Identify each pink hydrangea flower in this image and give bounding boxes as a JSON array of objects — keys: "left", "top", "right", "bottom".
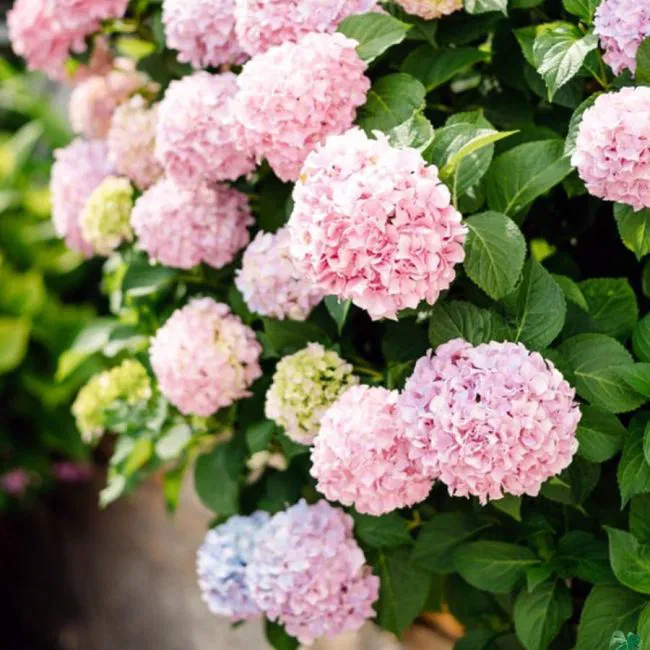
[
  {"left": 50, "top": 138, "right": 113, "bottom": 256},
  {"left": 235, "top": 227, "right": 323, "bottom": 320},
  {"left": 107, "top": 96, "right": 163, "bottom": 191},
  {"left": 156, "top": 71, "right": 255, "bottom": 188},
  {"left": 150, "top": 298, "right": 262, "bottom": 416},
  {"left": 68, "top": 61, "right": 150, "bottom": 139},
  {"left": 394, "top": 0, "right": 463, "bottom": 20},
  {"left": 7, "top": 0, "right": 128, "bottom": 81},
  {"left": 234, "top": 0, "right": 379, "bottom": 56},
  {"left": 595, "top": 0, "right": 650, "bottom": 75},
  {"left": 400, "top": 339, "right": 581, "bottom": 504},
  {"left": 132, "top": 179, "right": 252, "bottom": 270},
  {"left": 572, "top": 87, "right": 650, "bottom": 211},
  {"left": 0, "top": 469, "right": 30, "bottom": 495},
  {"left": 162, "top": 0, "right": 247, "bottom": 68},
  {"left": 246, "top": 500, "right": 379, "bottom": 644},
  {"left": 289, "top": 128, "right": 467, "bottom": 320},
  {"left": 235, "top": 32, "right": 370, "bottom": 182},
  {"left": 311, "top": 385, "right": 433, "bottom": 515}
]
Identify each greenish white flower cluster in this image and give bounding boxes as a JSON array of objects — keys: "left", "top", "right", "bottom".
[
  {"left": 265, "top": 343, "right": 358, "bottom": 444},
  {"left": 72, "top": 359, "right": 152, "bottom": 442},
  {"left": 80, "top": 175, "right": 134, "bottom": 255}
]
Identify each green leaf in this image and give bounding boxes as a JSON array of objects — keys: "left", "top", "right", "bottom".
[
  {"left": 630, "top": 494, "right": 650, "bottom": 542},
  {"left": 504, "top": 258, "right": 566, "bottom": 350},
  {"left": 464, "top": 212, "right": 526, "bottom": 300},
  {"left": 428, "top": 301, "right": 509, "bottom": 349},
  {"left": 353, "top": 511, "right": 412, "bottom": 549},
  {"left": 486, "top": 140, "right": 572, "bottom": 216},
  {"left": 514, "top": 581, "right": 572, "bottom": 650},
  {"left": 246, "top": 420, "right": 275, "bottom": 454},
  {"left": 526, "top": 565, "right": 555, "bottom": 592},
  {"left": 565, "top": 94, "right": 600, "bottom": 156},
  {"left": 559, "top": 334, "right": 645, "bottom": 413},
  {"left": 614, "top": 204, "right": 650, "bottom": 261},
  {"left": 610, "top": 631, "right": 642, "bottom": 650},
  {"left": 616, "top": 363, "right": 650, "bottom": 398},
  {"left": 532, "top": 25, "right": 598, "bottom": 100},
  {"left": 387, "top": 112, "right": 435, "bottom": 151},
  {"left": 376, "top": 547, "right": 431, "bottom": 635},
  {"left": 0, "top": 317, "right": 30, "bottom": 375},
  {"left": 554, "top": 274, "right": 589, "bottom": 310},
  {"left": 453, "top": 541, "right": 539, "bottom": 593},
  {"left": 540, "top": 456, "right": 601, "bottom": 506},
  {"left": 402, "top": 46, "right": 488, "bottom": 91},
  {"left": 123, "top": 438, "right": 153, "bottom": 477},
  {"left": 465, "top": 0, "right": 508, "bottom": 14},
  {"left": 412, "top": 513, "right": 495, "bottom": 574},
  {"left": 554, "top": 531, "right": 616, "bottom": 584},
  {"left": 338, "top": 13, "right": 411, "bottom": 63},
  {"left": 155, "top": 423, "right": 191, "bottom": 461},
  {"left": 262, "top": 318, "right": 330, "bottom": 356},
  {"left": 640, "top": 605, "right": 650, "bottom": 649},
  {"left": 357, "top": 73, "right": 426, "bottom": 133},
  {"left": 606, "top": 528, "right": 650, "bottom": 595},
  {"left": 636, "top": 37, "right": 650, "bottom": 86},
  {"left": 441, "top": 130, "right": 517, "bottom": 181},
  {"left": 382, "top": 320, "right": 429, "bottom": 362},
  {"left": 578, "top": 278, "right": 639, "bottom": 338},
  {"left": 563, "top": 0, "right": 600, "bottom": 23},
  {"left": 491, "top": 494, "right": 522, "bottom": 521},
  {"left": 265, "top": 621, "right": 298, "bottom": 650},
  {"left": 633, "top": 314, "right": 650, "bottom": 362},
  {"left": 426, "top": 124, "right": 498, "bottom": 200},
  {"left": 194, "top": 440, "right": 244, "bottom": 515},
  {"left": 576, "top": 405, "right": 626, "bottom": 462},
  {"left": 122, "top": 256, "right": 178, "bottom": 297},
  {"left": 618, "top": 414, "right": 650, "bottom": 505},
  {"left": 575, "top": 586, "right": 647, "bottom": 650},
  {"left": 324, "top": 296, "right": 351, "bottom": 334}
]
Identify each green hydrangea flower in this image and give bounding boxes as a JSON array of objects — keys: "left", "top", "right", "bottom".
[
  {"left": 80, "top": 176, "right": 134, "bottom": 255},
  {"left": 265, "top": 343, "right": 358, "bottom": 445},
  {"left": 72, "top": 359, "right": 152, "bottom": 442}
]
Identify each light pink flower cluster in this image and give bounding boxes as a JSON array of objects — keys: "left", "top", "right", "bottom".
[
  {"left": 235, "top": 32, "right": 370, "bottom": 182},
  {"left": 150, "top": 298, "right": 262, "bottom": 416},
  {"left": 163, "top": 0, "right": 246, "bottom": 68},
  {"left": 235, "top": 227, "right": 323, "bottom": 320},
  {"left": 400, "top": 339, "right": 581, "bottom": 504},
  {"left": 107, "top": 96, "right": 163, "bottom": 191},
  {"left": 234, "top": 0, "right": 379, "bottom": 56},
  {"left": 311, "top": 386, "right": 433, "bottom": 515},
  {"left": 132, "top": 179, "right": 252, "bottom": 270},
  {"left": 289, "top": 128, "right": 467, "bottom": 320},
  {"left": 7, "top": 0, "right": 128, "bottom": 81},
  {"left": 246, "top": 500, "right": 379, "bottom": 644},
  {"left": 68, "top": 61, "right": 149, "bottom": 139},
  {"left": 595, "top": 0, "right": 650, "bottom": 75},
  {"left": 394, "top": 0, "right": 463, "bottom": 20},
  {"left": 156, "top": 71, "right": 254, "bottom": 188},
  {"left": 572, "top": 88, "right": 650, "bottom": 211},
  {"left": 50, "top": 138, "right": 113, "bottom": 256}
]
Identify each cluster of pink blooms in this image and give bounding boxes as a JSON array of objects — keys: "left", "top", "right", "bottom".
[
  {"left": 572, "top": 87, "right": 650, "bottom": 211},
  {"left": 399, "top": 339, "right": 581, "bottom": 504},
  {"left": 162, "top": 0, "right": 247, "bottom": 69},
  {"left": 7, "top": 0, "right": 128, "bottom": 81},
  {"left": 394, "top": 0, "right": 463, "bottom": 20},
  {"left": 594, "top": 0, "right": 650, "bottom": 75},
  {"left": 234, "top": 0, "right": 379, "bottom": 56},
  {"left": 311, "top": 386, "right": 433, "bottom": 515},
  {"left": 132, "top": 179, "right": 252, "bottom": 270},
  {"left": 289, "top": 128, "right": 467, "bottom": 320},
  {"left": 234, "top": 32, "right": 370, "bottom": 182},
  {"left": 50, "top": 139, "right": 113, "bottom": 256},
  {"left": 107, "top": 96, "right": 163, "bottom": 191},
  {"left": 235, "top": 227, "right": 323, "bottom": 320},
  {"left": 149, "top": 298, "right": 262, "bottom": 416},
  {"left": 68, "top": 61, "right": 149, "bottom": 139},
  {"left": 156, "top": 71, "right": 255, "bottom": 188},
  {"left": 246, "top": 500, "right": 379, "bottom": 644}
]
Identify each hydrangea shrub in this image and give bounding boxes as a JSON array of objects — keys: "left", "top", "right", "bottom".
[{"left": 11, "top": 0, "right": 650, "bottom": 646}]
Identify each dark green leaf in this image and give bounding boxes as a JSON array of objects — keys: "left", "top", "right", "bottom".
[
  {"left": 576, "top": 405, "right": 626, "bottom": 463},
  {"left": 382, "top": 320, "right": 429, "bottom": 362},
  {"left": 565, "top": 94, "right": 600, "bottom": 157},
  {"left": 246, "top": 420, "right": 275, "bottom": 454},
  {"left": 614, "top": 204, "right": 650, "bottom": 261},
  {"left": 491, "top": 494, "right": 522, "bottom": 521},
  {"left": 387, "top": 112, "right": 435, "bottom": 151},
  {"left": 606, "top": 528, "right": 650, "bottom": 595},
  {"left": 121, "top": 255, "right": 178, "bottom": 296},
  {"left": 262, "top": 319, "right": 330, "bottom": 356},
  {"left": 453, "top": 541, "right": 539, "bottom": 593},
  {"left": 338, "top": 13, "right": 410, "bottom": 62},
  {"left": 513, "top": 581, "right": 572, "bottom": 650},
  {"left": 630, "top": 494, "right": 650, "bottom": 542},
  {"left": 402, "top": 46, "right": 488, "bottom": 91},
  {"left": 540, "top": 456, "right": 601, "bottom": 506},
  {"left": 578, "top": 278, "right": 639, "bottom": 339},
  {"left": 412, "top": 513, "right": 495, "bottom": 574},
  {"left": 324, "top": 296, "right": 351, "bottom": 334},
  {"left": 618, "top": 414, "right": 650, "bottom": 505},
  {"left": 562, "top": 0, "right": 600, "bottom": 23},
  {"left": 633, "top": 314, "right": 650, "bottom": 362},
  {"left": 554, "top": 531, "right": 616, "bottom": 584},
  {"left": 353, "top": 511, "right": 412, "bottom": 549},
  {"left": 636, "top": 37, "right": 650, "bottom": 86},
  {"left": 428, "top": 301, "right": 509, "bottom": 349},
  {"left": 194, "top": 441, "right": 244, "bottom": 515},
  {"left": 0, "top": 317, "right": 30, "bottom": 375},
  {"left": 464, "top": 212, "right": 526, "bottom": 299},
  {"left": 265, "top": 621, "right": 298, "bottom": 650}
]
